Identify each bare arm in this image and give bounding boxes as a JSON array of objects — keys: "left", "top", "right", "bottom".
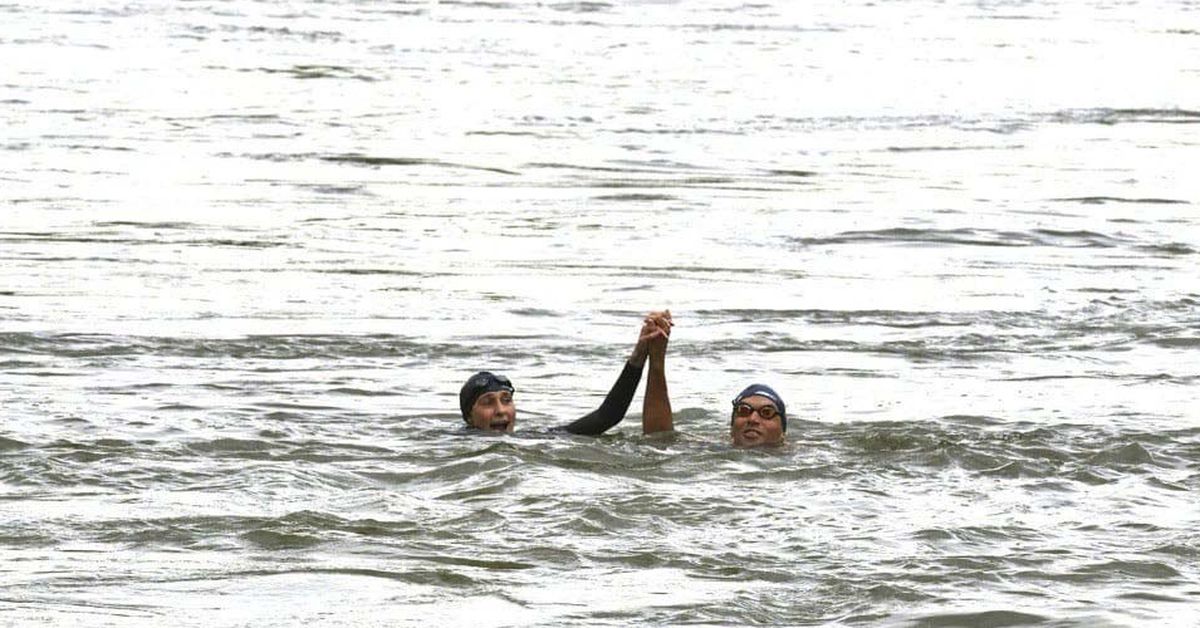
[{"left": 642, "top": 311, "right": 673, "bottom": 435}]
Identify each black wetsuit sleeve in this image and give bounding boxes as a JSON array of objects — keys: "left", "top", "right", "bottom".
[{"left": 555, "top": 360, "right": 643, "bottom": 436}]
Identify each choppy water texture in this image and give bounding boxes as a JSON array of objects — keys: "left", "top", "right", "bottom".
[{"left": 2, "top": 0, "right": 1199, "bottom": 625}]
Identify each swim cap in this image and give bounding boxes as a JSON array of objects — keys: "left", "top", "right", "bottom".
[
  {"left": 731, "top": 383, "right": 787, "bottom": 431},
  {"left": 459, "top": 371, "right": 515, "bottom": 421}
]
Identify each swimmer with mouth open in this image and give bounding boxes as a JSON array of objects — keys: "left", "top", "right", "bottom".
[{"left": 458, "top": 312, "right": 672, "bottom": 435}]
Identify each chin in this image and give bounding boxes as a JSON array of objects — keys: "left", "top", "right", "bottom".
[{"left": 734, "top": 434, "right": 782, "bottom": 448}]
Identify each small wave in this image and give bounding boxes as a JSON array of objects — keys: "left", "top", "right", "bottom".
[
  {"left": 295, "top": 183, "right": 370, "bottom": 195},
  {"left": 0, "top": 436, "right": 30, "bottom": 451},
  {"left": 865, "top": 583, "right": 932, "bottom": 602},
  {"left": 438, "top": 1, "right": 516, "bottom": 9},
  {"left": 0, "top": 332, "right": 490, "bottom": 360},
  {"left": 886, "top": 143, "right": 1023, "bottom": 152},
  {"left": 903, "top": 610, "right": 1049, "bottom": 626},
  {"left": 465, "top": 130, "right": 552, "bottom": 138},
  {"left": 939, "top": 527, "right": 1041, "bottom": 546},
  {"left": 308, "top": 267, "right": 425, "bottom": 276},
  {"left": 508, "top": 307, "right": 560, "bottom": 317},
  {"left": 509, "top": 546, "right": 583, "bottom": 569},
  {"left": 977, "top": 461, "right": 1030, "bottom": 477},
  {"left": 854, "top": 430, "right": 927, "bottom": 453},
  {"left": 912, "top": 528, "right": 954, "bottom": 541},
  {"left": 593, "top": 193, "right": 676, "bottom": 201},
  {"left": 1056, "top": 108, "right": 1200, "bottom": 125},
  {"left": 321, "top": 154, "right": 519, "bottom": 175},
  {"left": 327, "top": 387, "right": 398, "bottom": 397},
  {"left": 92, "top": 221, "right": 197, "bottom": 229},
  {"left": 680, "top": 22, "right": 844, "bottom": 34},
  {"left": 420, "top": 452, "right": 520, "bottom": 483},
  {"left": 537, "top": 262, "right": 780, "bottom": 277},
  {"left": 435, "top": 475, "right": 521, "bottom": 501},
  {"left": 975, "top": 13, "right": 1047, "bottom": 20},
  {"left": 939, "top": 414, "right": 1007, "bottom": 426},
  {"left": 93, "top": 513, "right": 422, "bottom": 548},
  {"left": 1146, "top": 477, "right": 1189, "bottom": 492},
  {"left": 0, "top": 359, "right": 41, "bottom": 368},
  {"left": 1074, "top": 559, "right": 1182, "bottom": 580},
  {"left": 156, "top": 403, "right": 204, "bottom": 411},
  {"left": 253, "top": 401, "right": 343, "bottom": 411},
  {"left": 693, "top": 308, "right": 976, "bottom": 328},
  {"left": 791, "top": 227, "right": 1131, "bottom": 249},
  {"left": 177, "top": 113, "right": 286, "bottom": 124},
  {"left": 1087, "top": 442, "right": 1154, "bottom": 466},
  {"left": 200, "top": 238, "right": 289, "bottom": 248},
  {"left": 187, "top": 438, "right": 278, "bottom": 455},
  {"left": 523, "top": 161, "right": 666, "bottom": 174},
  {"left": 573, "top": 505, "right": 644, "bottom": 532},
  {"left": 1149, "top": 337, "right": 1200, "bottom": 349},
  {"left": 549, "top": 2, "right": 612, "bottom": 13},
  {"left": 611, "top": 126, "right": 742, "bottom": 136},
  {"left": 1150, "top": 542, "right": 1200, "bottom": 558},
  {"left": 792, "top": 228, "right": 1026, "bottom": 248},
  {"left": 1010, "top": 445, "right": 1072, "bottom": 465},
  {"left": 1136, "top": 242, "right": 1196, "bottom": 255},
  {"left": 236, "top": 511, "right": 352, "bottom": 549},
  {"left": 589, "top": 176, "right": 753, "bottom": 190},
  {"left": 808, "top": 421, "right": 1193, "bottom": 481},
  {"left": 252, "top": 64, "right": 376, "bottom": 81},
  {"left": 240, "top": 528, "right": 324, "bottom": 549},
  {"left": 1050, "top": 196, "right": 1189, "bottom": 205},
  {"left": 229, "top": 151, "right": 311, "bottom": 163},
  {"left": 1117, "top": 591, "right": 1189, "bottom": 602},
  {"left": 0, "top": 233, "right": 288, "bottom": 249},
  {"left": 1071, "top": 468, "right": 1119, "bottom": 485},
  {"left": 1030, "top": 228, "right": 1124, "bottom": 247},
  {"left": 63, "top": 144, "right": 134, "bottom": 152},
  {"left": 707, "top": 333, "right": 1050, "bottom": 363}
]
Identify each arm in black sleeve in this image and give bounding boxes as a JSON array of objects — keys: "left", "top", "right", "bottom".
[{"left": 556, "top": 360, "right": 644, "bottom": 436}]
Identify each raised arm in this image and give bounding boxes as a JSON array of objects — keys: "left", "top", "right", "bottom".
[
  {"left": 642, "top": 310, "right": 673, "bottom": 435},
  {"left": 558, "top": 312, "right": 665, "bottom": 436}
]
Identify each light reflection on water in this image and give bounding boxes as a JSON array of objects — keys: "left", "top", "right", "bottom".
[{"left": 2, "top": 0, "right": 1199, "bottom": 625}]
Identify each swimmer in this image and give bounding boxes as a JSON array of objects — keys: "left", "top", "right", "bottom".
[
  {"left": 641, "top": 311, "right": 787, "bottom": 447},
  {"left": 458, "top": 312, "right": 671, "bottom": 435}
]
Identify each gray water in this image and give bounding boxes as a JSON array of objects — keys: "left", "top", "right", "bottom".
[{"left": 3, "top": 0, "right": 1199, "bottom": 625}]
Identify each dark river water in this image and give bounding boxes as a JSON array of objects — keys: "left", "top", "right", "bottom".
[{"left": 2, "top": 0, "right": 1199, "bottom": 625}]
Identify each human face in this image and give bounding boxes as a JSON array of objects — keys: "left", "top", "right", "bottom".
[
  {"left": 730, "top": 395, "right": 784, "bottom": 447},
  {"left": 470, "top": 390, "right": 516, "bottom": 432}
]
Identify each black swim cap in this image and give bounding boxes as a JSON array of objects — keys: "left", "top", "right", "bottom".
[
  {"left": 459, "top": 371, "right": 515, "bottom": 421},
  {"left": 731, "top": 383, "right": 787, "bottom": 431}
]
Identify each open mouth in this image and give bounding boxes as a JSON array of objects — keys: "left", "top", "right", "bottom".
[{"left": 489, "top": 419, "right": 511, "bottom": 431}]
